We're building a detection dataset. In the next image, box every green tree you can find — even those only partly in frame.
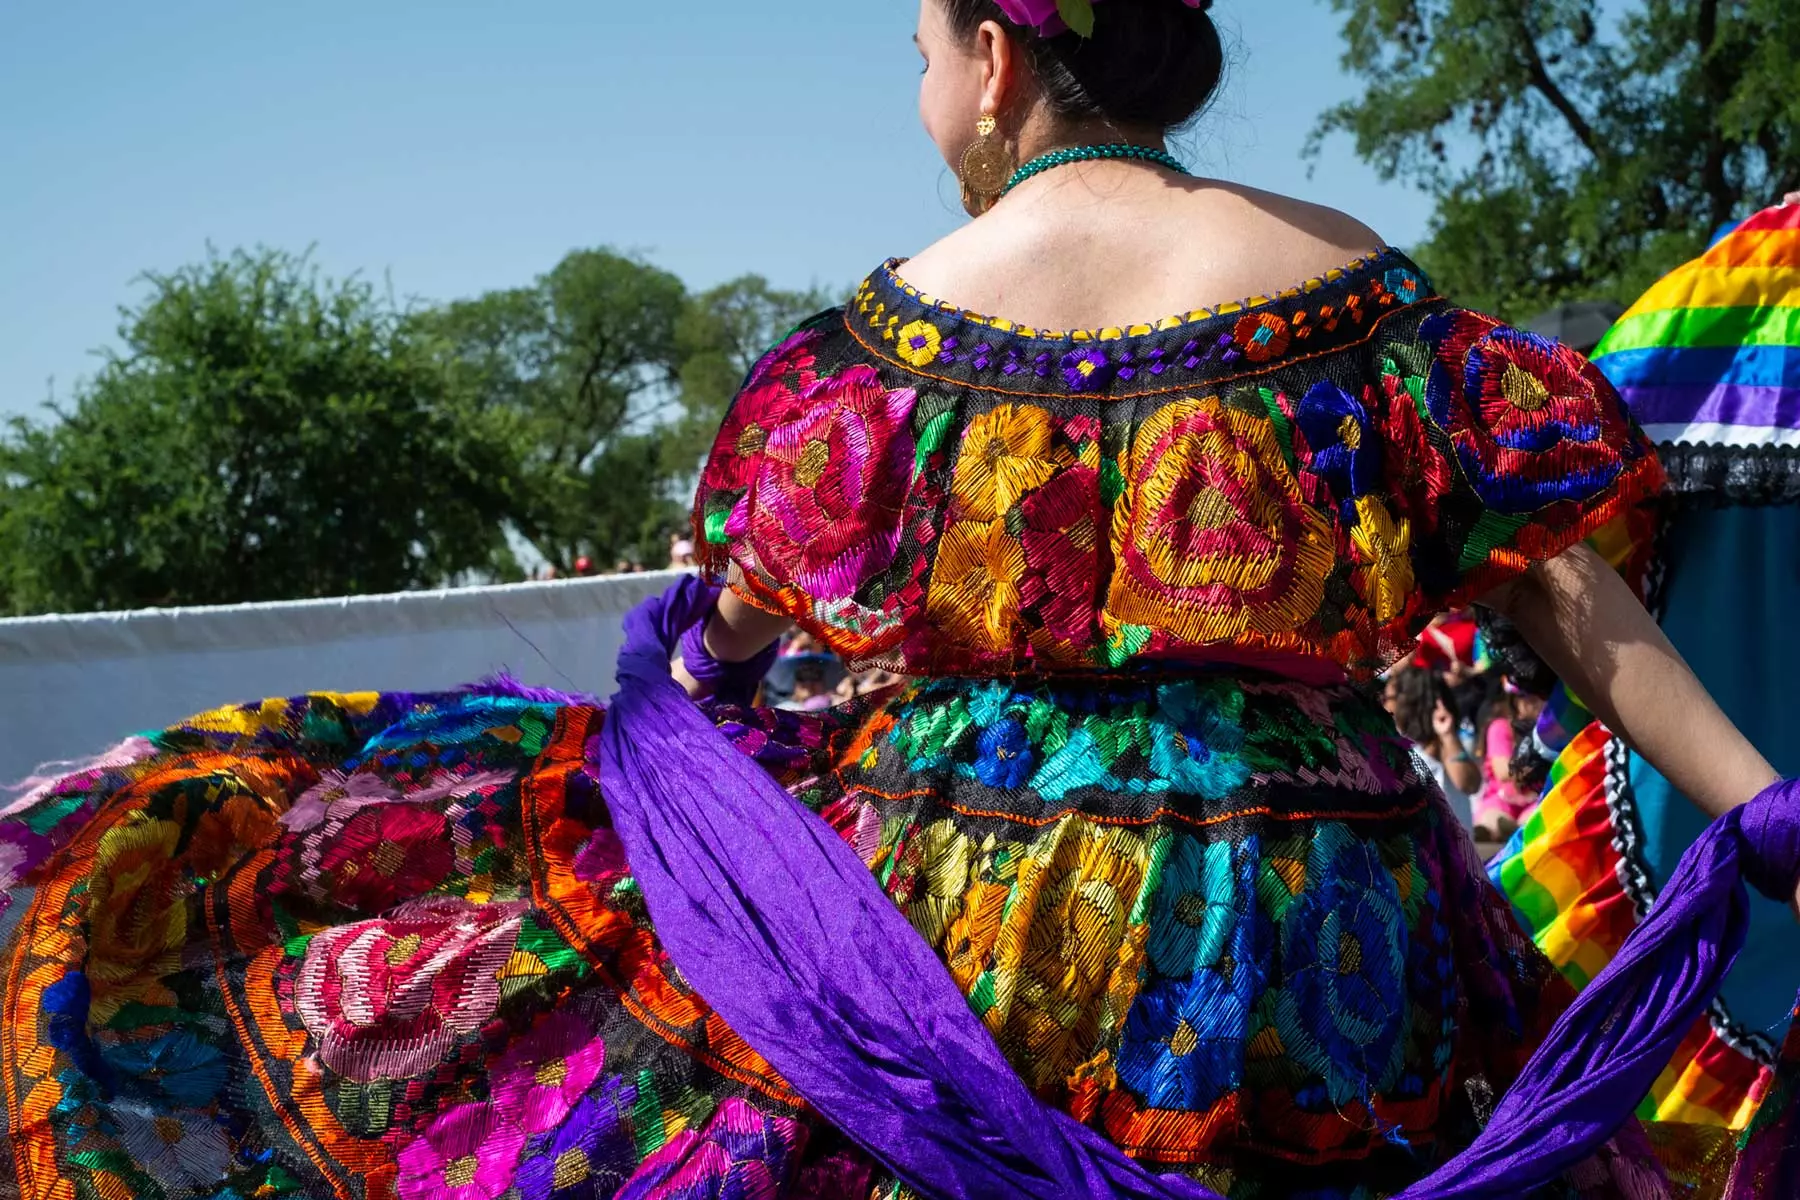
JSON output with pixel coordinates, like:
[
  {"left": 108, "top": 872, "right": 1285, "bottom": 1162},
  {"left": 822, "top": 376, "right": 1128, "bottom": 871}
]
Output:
[
  {"left": 1313, "top": 0, "right": 1800, "bottom": 319},
  {"left": 427, "top": 259, "right": 832, "bottom": 572},
  {"left": 424, "top": 249, "right": 690, "bottom": 571},
  {"left": 0, "top": 249, "right": 522, "bottom": 615}
]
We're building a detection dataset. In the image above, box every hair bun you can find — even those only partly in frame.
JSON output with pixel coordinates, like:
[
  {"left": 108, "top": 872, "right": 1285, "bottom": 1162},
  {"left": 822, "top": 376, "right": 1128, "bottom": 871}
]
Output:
[{"left": 950, "top": 0, "right": 1223, "bottom": 132}]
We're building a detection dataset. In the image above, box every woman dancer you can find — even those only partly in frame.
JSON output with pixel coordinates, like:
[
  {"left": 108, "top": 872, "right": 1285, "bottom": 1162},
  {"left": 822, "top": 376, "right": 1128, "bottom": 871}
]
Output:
[{"left": 0, "top": 3, "right": 1793, "bottom": 1198}]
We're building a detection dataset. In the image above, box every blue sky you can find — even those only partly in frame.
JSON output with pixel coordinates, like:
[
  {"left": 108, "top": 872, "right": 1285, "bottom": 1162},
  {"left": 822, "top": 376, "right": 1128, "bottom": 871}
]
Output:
[{"left": 0, "top": 0, "right": 1435, "bottom": 418}]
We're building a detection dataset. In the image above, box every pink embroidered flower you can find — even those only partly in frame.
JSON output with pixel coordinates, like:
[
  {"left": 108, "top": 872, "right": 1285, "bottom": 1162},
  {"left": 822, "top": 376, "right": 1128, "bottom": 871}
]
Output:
[
  {"left": 697, "top": 329, "right": 824, "bottom": 502},
  {"left": 295, "top": 895, "right": 526, "bottom": 1082},
  {"left": 739, "top": 365, "right": 917, "bottom": 602},
  {"left": 314, "top": 803, "right": 455, "bottom": 915},
  {"left": 396, "top": 1102, "right": 527, "bottom": 1200},
  {"left": 491, "top": 1010, "right": 607, "bottom": 1135},
  {"left": 1018, "top": 465, "right": 1102, "bottom": 651},
  {"left": 281, "top": 769, "right": 400, "bottom": 833}
]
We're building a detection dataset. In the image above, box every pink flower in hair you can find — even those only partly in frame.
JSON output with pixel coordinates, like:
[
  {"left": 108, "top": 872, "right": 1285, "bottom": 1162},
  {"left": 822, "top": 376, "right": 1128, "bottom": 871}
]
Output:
[
  {"left": 992, "top": 0, "right": 1206, "bottom": 38},
  {"left": 992, "top": 0, "right": 1069, "bottom": 35}
]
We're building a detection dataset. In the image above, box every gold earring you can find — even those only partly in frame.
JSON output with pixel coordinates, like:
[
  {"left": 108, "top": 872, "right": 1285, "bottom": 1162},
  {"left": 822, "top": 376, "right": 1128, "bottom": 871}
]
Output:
[{"left": 958, "top": 114, "right": 1013, "bottom": 217}]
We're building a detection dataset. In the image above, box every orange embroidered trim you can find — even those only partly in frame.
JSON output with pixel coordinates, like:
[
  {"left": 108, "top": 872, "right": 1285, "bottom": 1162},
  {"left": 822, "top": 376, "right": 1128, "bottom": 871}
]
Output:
[{"left": 830, "top": 766, "right": 1430, "bottom": 833}]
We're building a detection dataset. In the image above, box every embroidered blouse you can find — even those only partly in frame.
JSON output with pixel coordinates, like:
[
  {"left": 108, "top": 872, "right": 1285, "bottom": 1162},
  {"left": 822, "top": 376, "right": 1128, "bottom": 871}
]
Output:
[{"left": 694, "top": 250, "right": 1663, "bottom": 682}]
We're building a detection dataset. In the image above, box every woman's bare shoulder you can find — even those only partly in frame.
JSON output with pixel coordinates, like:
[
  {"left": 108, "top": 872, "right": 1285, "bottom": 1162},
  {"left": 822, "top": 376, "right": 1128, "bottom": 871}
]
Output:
[
  {"left": 896, "top": 178, "right": 1388, "bottom": 326},
  {"left": 1186, "top": 181, "right": 1387, "bottom": 289}
]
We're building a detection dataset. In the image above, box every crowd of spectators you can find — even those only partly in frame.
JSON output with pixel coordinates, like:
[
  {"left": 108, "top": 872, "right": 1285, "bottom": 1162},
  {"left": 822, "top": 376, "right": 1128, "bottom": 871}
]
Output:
[{"left": 1382, "top": 611, "right": 1549, "bottom": 849}]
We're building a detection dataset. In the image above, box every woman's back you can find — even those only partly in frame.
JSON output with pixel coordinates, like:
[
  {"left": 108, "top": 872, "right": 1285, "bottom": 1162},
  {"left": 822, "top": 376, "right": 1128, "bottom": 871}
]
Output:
[{"left": 900, "top": 172, "right": 1383, "bottom": 338}]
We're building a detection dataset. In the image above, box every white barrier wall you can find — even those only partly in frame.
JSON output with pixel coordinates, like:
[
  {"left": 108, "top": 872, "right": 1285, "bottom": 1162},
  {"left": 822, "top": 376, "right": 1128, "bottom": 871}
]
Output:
[{"left": 0, "top": 571, "right": 682, "bottom": 788}]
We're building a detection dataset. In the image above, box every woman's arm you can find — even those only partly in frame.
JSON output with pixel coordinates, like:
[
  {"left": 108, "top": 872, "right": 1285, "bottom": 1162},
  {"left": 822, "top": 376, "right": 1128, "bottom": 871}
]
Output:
[
  {"left": 705, "top": 587, "right": 793, "bottom": 663},
  {"left": 1482, "top": 542, "right": 1777, "bottom": 821},
  {"left": 671, "top": 573, "right": 794, "bottom": 698},
  {"left": 1432, "top": 700, "right": 1483, "bottom": 794}
]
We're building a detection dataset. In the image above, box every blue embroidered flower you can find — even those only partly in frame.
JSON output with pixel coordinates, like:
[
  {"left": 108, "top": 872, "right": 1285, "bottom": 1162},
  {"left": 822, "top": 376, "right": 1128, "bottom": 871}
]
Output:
[
  {"left": 974, "top": 717, "right": 1035, "bottom": 789},
  {"left": 1294, "top": 380, "right": 1382, "bottom": 517},
  {"left": 1118, "top": 840, "right": 1260, "bottom": 1111},
  {"left": 1060, "top": 348, "right": 1113, "bottom": 392},
  {"left": 1145, "top": 837, "right": 1236, "bottom": 978},
  {"left": 514, "top": 1081, "right": 639, "bottom": 1200},
  {"left": 1148, "top": 681, "right": 1251, "bottom": 801},
  {"left": 1384, "top": 268, "right": 1423, "bottom": 305},
  {"left": 102, "top": 1029, "right": 227, "bottom": 1108},
  {"left": 1115, "top": 970, "right": 1247, "bottom": 1111},
  {"left": 1275, "top": 824, "right": 1407, "bottom": 1108}
]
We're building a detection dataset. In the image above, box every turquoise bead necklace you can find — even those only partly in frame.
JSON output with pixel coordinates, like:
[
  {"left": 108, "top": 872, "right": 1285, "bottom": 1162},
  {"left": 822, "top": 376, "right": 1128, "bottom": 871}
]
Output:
[{"left": 1002, "top": 144, "right": 1189, "bottom": 197}]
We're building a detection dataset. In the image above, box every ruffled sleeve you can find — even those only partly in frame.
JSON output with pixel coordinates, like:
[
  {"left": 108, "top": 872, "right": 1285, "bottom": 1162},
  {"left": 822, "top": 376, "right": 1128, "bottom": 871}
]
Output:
[
  {"left": 1372, "top": 305, "right": 1665, "bottom": 627},
  {"left": 691, "top": 311, "right": 926, "bottom": 662}
]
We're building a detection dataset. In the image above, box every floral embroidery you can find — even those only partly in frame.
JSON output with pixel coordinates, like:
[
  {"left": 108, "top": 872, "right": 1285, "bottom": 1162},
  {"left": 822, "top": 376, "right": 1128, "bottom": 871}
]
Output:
[
  {"left": 1275, "top": 824, "right": 1407, "bottom": 1108},
  {"left": 1349, "top": 497, "right": 1415, "bottom": 624},
  {"left": 295, "top": 896, "right": 527, "bottom": 1082},
  {"left": 948, "top": 403, "right": 1068, "bottom": 522},
  {"left": 736, "top": 364, "right": 917, "bottom": 601},
  {"left": 1294, "top": 380, "right": 1382, "bottom": 517},
  {"left": 396, "top": 1102, "right": 528, "bottom": 1200},
  {"left": 1018, "top": 464, "right": 1103, "bottom": 656},
  {"left": 1062, "top": 347, "right": 1114, "bottom": 392},
  {"left": 1232, "top": 312, "right": 1291, "bottom": 363},
  {"left": 700, "top": 252, "right": 1662, "bottom": 679},
  {"left": 1424, "top": 310, "right": 1639, "bottom": 515},
  {"left": 896, "top": 319, "right": 944, "bottom": 368},
  {"left": 491, "top": 1011, "right": 608, "bottom": 1135},
  {"left": 514, "top": 1085, "right": 639, "bottom": 1200},
  {"left": 927, "top": 519, "right": 1028, "bottom": 652},
  {"left": 1109, "top": 399, "right": 1335, "bottom": 647}
]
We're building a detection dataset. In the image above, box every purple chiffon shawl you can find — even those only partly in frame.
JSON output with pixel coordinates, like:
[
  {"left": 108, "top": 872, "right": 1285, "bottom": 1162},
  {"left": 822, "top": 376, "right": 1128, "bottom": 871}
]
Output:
[{"left": 597, "top": 579, "right": 1800, "bottom": 1199}]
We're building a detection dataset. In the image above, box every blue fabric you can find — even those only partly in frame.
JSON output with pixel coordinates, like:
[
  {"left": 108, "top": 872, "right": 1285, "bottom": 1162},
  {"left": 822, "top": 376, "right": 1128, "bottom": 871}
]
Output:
[{"left": 1632, "top": 504, "right": 1800, "bottom": 1037}]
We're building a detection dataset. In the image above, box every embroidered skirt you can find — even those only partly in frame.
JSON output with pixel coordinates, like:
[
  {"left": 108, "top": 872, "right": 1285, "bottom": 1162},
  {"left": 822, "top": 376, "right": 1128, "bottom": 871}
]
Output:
[{"left": 0, "top": 681, "right": 1761, "bottom": 1199}]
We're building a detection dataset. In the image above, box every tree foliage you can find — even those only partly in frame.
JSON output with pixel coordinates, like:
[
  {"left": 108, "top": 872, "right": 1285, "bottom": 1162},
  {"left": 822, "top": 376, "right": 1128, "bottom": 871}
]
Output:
[
  {"left": 0, "top": 249, "right": 520, "bottom": 613},
  {"left": 422, "top": 254, "right": 830, "bottom": 573},
  {"left": 0, "top": 246, "right": 833, "bottom": 614},
  {"left": 1314, "top": 0, "right": 1800, "bottom": 319}
]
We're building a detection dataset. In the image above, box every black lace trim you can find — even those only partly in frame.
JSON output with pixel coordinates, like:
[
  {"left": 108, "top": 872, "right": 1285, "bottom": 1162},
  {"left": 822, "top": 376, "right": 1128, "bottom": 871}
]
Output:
[
  {"left": 1657, "top": 441, "right": 1800, "bottom": 508},
  {"left": 1602, "top": 732, "right": 1777, "bottom": 1064}
]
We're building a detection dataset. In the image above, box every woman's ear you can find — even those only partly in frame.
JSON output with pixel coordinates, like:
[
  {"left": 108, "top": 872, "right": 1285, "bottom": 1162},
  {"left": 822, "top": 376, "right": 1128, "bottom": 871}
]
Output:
[{"left": 975, "top": 19, "right": 1018, "bottom": 119}]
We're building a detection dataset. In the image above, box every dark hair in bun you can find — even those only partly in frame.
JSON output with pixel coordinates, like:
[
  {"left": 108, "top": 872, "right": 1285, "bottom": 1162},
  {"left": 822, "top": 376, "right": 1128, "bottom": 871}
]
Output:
[{"left": 941, "top": 0, "right": 1224, "bottom": 132}]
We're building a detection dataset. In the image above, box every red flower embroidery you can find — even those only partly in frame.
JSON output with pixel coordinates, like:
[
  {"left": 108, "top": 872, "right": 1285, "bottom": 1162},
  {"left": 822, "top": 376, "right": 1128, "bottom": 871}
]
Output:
[
  {"left": 1424, "top": 311, "right": 1639, "bottom": 515},
  {"left": 737, "top": 365, "right": 917, "bottom": 602},
  {"left": 1232, "top": 313, "right": 1291, "bottom": 363},
  {"left": 1019, "top": 465, "right": 1102, "bottom": 655}
]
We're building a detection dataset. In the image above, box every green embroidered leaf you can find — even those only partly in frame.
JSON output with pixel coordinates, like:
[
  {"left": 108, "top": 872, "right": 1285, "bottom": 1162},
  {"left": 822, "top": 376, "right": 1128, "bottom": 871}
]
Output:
[
  {"left": 914, "top": 409, "right": 955, "bottom": 477},
  {"left": 1056, "top": 0, "right": 1096, "bottom": 37},
  {"left": 1100, "top": 458, "right": 1126, "bottom": 507},
  {"left": 1100, "top": 622, "right": 1153, "bottom": 667},
  {"left": 1458, "top": 510, "right": 1530, "bottom": 573},
  {"left": 1258, "top": 387, "right": 1298, "bottom": 473}
]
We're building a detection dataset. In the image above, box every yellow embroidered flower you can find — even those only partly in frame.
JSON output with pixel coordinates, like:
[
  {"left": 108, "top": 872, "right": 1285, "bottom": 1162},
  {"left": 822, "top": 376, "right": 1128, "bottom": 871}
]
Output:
[
  {"left": 1108, "top": 398, "right": 1334, "bottom": 645},
  {"left": 949, "top": 403, "right": 1069, "bottom": 522},
  {"left": 1350, "top": 496, "right": 1415, "bottom": 624},
  {"left": 926, "top": 518, "right": 1028, "bottom": 652},
  {"left": 895, "top": 319, "right": 944, "bottom": 367}
]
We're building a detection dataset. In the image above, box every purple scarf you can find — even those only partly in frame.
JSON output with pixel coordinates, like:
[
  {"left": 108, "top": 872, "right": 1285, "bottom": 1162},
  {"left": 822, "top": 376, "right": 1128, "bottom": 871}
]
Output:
[{"left": 598, "top": 579, "right": 1799, "bottom": 1199}]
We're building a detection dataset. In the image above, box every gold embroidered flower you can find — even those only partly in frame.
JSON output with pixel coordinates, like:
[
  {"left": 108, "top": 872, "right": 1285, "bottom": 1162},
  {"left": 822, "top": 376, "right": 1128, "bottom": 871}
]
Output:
[
  {"left": 926, "top": 518, "right": 1028, "bottom": 653},
  {"left": 1108, "top": 398, "right": 1334, "bottom": 645},
  {"left": 895, "top": 319, "right": 944, "bottom": 368},
  {"left": 1349, "top": 496, "right": 1415, "bottom": 624},
  {"left": 949, "top": 403, "right": 1069, "bottom": 522}
]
